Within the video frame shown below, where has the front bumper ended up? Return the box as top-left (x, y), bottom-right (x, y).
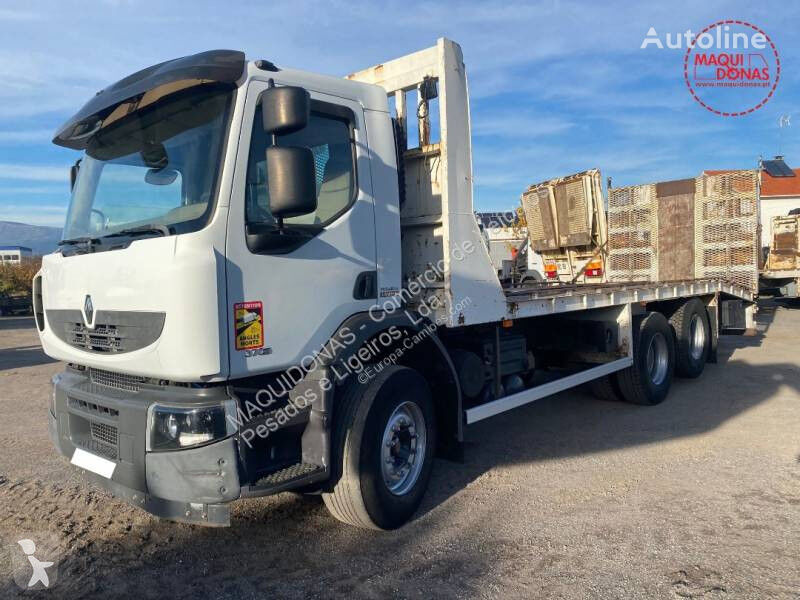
top-left (49, 367), bottom-right (241, 526)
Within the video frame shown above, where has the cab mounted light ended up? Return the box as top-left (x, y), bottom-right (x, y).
top-left (67, 118), bottom-right (103, 142)
top-left (255, 59), bottom-right (279, 72)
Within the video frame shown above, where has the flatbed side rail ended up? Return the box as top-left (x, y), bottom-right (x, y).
top-left (504, 279), bottom-right (753, 321)
top-left (761, 269), bottom-right (800, 279)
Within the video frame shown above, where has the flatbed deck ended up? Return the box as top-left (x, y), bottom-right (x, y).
top-left (503, 279), bottom-right (753, 319)
top-left (761, 269), bottom-right (800, 280)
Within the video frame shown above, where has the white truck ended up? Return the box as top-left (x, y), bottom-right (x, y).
top-left (761, 211), bottom-right (800, 298)
top-left (476, 211), bottom-right (543, 285)
top-left (37, 39), bottom-right (755, 530)
top-left (521, 169), bottom-right (608, 284)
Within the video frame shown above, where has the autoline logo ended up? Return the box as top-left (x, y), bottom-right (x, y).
top-left (643, 20), bottom-right (779, 117)
top-left (4, 534), bottom-right (62, 590)
top-left (641, 26), bottom-right (767, 50)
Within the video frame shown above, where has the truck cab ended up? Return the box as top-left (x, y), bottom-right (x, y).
top-left (39, 48), bottom-right (415, 526)
top-left (43, 50), bottom-right (401, 382)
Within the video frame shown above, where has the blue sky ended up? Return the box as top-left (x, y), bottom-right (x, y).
top-left (0, 0), bottom-right (798, 227)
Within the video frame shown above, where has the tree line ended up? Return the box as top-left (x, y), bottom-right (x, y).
top-left (0, 258), bottom-right (41, 296)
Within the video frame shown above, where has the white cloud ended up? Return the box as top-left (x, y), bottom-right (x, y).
top-left (0, 129), bottom-right (54, 143)
top-left (472, 113), bottom-right (574, 138)
top-left (473, 173), bottom-right (526, 188)
top-left (0, 185), bottom-right (66, 195)
top-left (0, 8), bottom-right (39, 21)
top-left (0, 203), bottom-right (66, 226)
top-left (0, 163), bottom-right (69, 182)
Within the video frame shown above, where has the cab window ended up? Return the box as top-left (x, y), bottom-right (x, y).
top-left (246, 104), bottom-right (356, 226)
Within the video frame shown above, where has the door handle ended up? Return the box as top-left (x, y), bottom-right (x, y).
top-left (353, 271), bottom-right (377, 300)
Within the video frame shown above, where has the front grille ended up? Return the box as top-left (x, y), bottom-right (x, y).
top-left (48, 309), bottom-right (166, 355)
top-left (89, 368), bottom-right (145, 392)
top-left (68, 396), bottom-right (120, 418)
top-left (90, 421), bottom-right (118, 447)
top-left (68, 323), bottom-right (123, 353)
top-left (67, 407), bottom-right (121, 462)
top-left (77, 437), bottom-right (118, 461)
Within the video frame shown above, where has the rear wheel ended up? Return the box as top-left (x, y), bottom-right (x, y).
top-left (615, 312), bottom-right (675, 406)
top-left (323, 366), bottom-right (436, 530)
top-left (669, 298), bottom-right (710, 378)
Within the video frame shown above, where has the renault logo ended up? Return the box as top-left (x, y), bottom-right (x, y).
top-left (83, 295), bottom-right (94, 326)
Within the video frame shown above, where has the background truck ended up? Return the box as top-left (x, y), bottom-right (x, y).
top-left (0, 291), bottom-right (32, 316)
top-left (605, 171), bottom-right (761, 300)
top-left (37, 39), bottom-right (754, 531)
top-left (476, 211), bottom-right (544, 285)
top-left (521, 169), bottom-right (608, 284)
top-left (761, 212), bottom-right (800, 298)
top-left (520, 166), bottom-right (761, 303)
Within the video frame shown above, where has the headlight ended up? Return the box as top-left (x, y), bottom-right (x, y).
top-left (147, 400), bottom-right (237, 451)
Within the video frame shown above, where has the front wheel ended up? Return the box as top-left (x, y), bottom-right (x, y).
top-left (323, 366), bottom-right (436, 530)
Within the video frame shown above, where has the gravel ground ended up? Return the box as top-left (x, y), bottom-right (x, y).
top-left (0, 300), bottom-right (799, 599)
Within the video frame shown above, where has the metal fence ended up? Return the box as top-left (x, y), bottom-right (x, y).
top-left (606, 183), bottom-right (658, 283)
top-left (606, 171), bottom-right (759, 293)
top-left (694, 171), bottom-right (759, 293)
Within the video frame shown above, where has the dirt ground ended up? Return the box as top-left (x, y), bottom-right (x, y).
top-left (0, 300), bottom-right (798, 599)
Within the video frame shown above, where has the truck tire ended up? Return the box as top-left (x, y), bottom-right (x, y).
top-left (589, 375), bottom-right (623, 402)
top-left (322, 366), bottom-right (436, 530)
top-left (615, 312), bottom-right (675, 406)
top-left (669, 298), bottom-right (710, 378)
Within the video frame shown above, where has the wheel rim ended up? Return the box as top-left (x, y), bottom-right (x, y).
top-left (645, 332), bottom-right (669, 386)
top-left (689, 314), bottom-right (706, 361)
top-left (381, 401), bottom-right (427, 496)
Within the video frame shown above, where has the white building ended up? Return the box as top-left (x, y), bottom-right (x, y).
top-left (0, 246), bottom-right (33, 265)
top-left (758, 167), bottom-right (800, 248)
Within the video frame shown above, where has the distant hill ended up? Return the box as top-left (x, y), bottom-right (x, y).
top-left (0, 221), bottom-right (62, 255)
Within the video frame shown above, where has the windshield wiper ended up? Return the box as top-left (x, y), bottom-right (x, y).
top-left (58, 225), bottom-right (171, 252)
top-left (101, 224), bottom-right (172, 239)
top-left (58, 236), bottom-right (100, 247)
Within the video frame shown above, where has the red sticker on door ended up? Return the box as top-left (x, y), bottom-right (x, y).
top-left (234, 301), bottom-right (264, 351)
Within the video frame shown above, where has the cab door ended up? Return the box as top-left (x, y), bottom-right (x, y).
top-left (225, 78), bottom-right (377, 377)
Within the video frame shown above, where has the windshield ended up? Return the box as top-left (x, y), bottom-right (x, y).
top-left (62, 84), bottom-right (233, 242)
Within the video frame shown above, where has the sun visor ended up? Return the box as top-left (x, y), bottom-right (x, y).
top-left (53, 49), bottom-right (246, 150)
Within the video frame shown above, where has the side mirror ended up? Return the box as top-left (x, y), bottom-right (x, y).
top-left (70, 159), bottom-right (81, 191)
top-left (267, 146), bottom-right (317, 219)
top-left (261, 86), bottom-right (310, 135)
